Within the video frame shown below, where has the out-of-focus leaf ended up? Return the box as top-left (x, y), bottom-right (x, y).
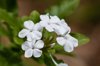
top-left (0, 8), bottom-right (20, 30)
top-left (29, 10), bottom-right (40, 23)
top-left (0, 46), bottom-right (23, 66)
top-left (0, 0), bottom-right (16, 12)
top-left (18, 10), bottom-right (40, 28)
top-left (0, 55), bottom-right (23, 66)
top-left (0, 0), bottom-right (7, 9)
top-left (13, 36), bottom-right (24, 45)
top-left (0, 8), bottom-right (21, 39)
top-left (0, 55), bottom-right (9, 66)
top-left (0, 47), bottom-right (23, 66)
top-left (46, 0), bottom-right (80, 18)
top-left (70, 33), bottom-right (90, 46)
top-left (0, 44), bottom-right (5, 51)
top-left (0, 25), bottom-right (8, 36)
top-left (20, 16), bottom-right (29, 23)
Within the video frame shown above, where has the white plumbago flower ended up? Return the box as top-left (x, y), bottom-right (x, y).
top-left (22, 40), bottom-right (44, 58)
top-left (51, 19), bottom-right (71, 35)
top-left (57, 63), bottom-right (68, 66)
top-left (18, 20), bottom-right (42, 41)
top-left (56, 34), bottom-right (78, 52)
top-left (40, 14), bottom-right (70, 35)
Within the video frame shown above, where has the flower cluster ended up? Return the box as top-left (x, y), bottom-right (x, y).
top-left (18, 14), bottom-right (78, 66)
top-left (18, 20), bottom-right (44, 58)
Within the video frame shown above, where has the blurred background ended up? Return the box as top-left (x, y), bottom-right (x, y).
top-left (0, 0), bottom-right (100, 66)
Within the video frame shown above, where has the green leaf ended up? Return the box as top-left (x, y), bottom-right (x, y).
top-left (0, 55), bottom-right (23, 66)
top-left (0, 8), bottom-right (20, 30)
top-left (29, 10), bottom-right (40, 23)
top-left (46, 0), bottom-right (80, 18)
top-left (0, 0), bottom-right (7, 9)
top-left (20, 16), bottom-right (29, 22)
top-left (0, 0), bottom-right (17, 12)
top-left (18, 10), bottom-right (40, 28)
top-left (0, 24), bottom-right (8, 36)
top-left (17, 16), bottom-right (29, 29)
top-left (0, 45), bottom-right (23, 66)
top-left (13, 36), bottom-right (24, 45)
top-left (70, 33), bottom-right (90, 46)
top-left (0, 44), bottom-right (5, 51)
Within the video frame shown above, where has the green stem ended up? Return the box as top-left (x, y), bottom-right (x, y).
top-left (49, 54), bottom-right (58, 66)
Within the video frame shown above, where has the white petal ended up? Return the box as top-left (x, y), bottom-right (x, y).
top-left (61, 19), bottom-right (68, 27)
top-left (26, 33), bottom-right (33, 41)
top-left (33, 49), bottom-right (42, 58)
top-left (32, 31), bottom-right (42, 40)
top-left (57, 63), bottom-right (68, 66)
top-left (70, 38), bottom-right (78, 47)
top-left (40, 15), bottom-right (49, 21)
top-left (45, 25), bottom-right (54, 32)
top-left (24, 20), bottom-right (34, 30)
top-left (56, 37), bottom-right (66, 46)
top-left (34, 40), bottom-right (44, 49)
top-left (40, 21), bottom-right (48, 27)
top-left (18, 29), bottom-right (29, 38)
top-left (22, 41), bottom-right (33, 50)
top-left (51, 24), bottom-right (59, 29)
top-left (59, 19), bottom-right (71, 34)
top-left (50, 16), bottom-right (61, 23)
top-left (32, 39), bottom-right (36, 46)
top-left (34, 23), bottom-right (43, 31)
top-left (66, 27), bottom-right (71, 34)
top-left (51, 24), bottom-right (67, 35)
top-left (56, 26), bottom-right (67, 35)
top-left (64, 43), bottom-right (74, 52)
top-left (22, 42), bottom-right (29, 51)
top-left (65, 34), bottom-right (78, 47)
top-left (25, 49), bottom-right (33, 58)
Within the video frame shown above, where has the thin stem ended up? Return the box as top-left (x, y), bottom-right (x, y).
top-left (49, 54), bottom-right (58, 66)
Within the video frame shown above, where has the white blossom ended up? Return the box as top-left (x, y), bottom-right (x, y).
top-left (40, 15), bottom-right (70, 35)
top-left (22, 40), bottom-right (44, 58)
top-left (18, 14), bottom-right (78, 65)
top-left (51, 19), bottom-right (71, 35)
top-left (57, 63), bottom-right (68, 66)
top-left (56, 34), bottom-right (78, 52)
top-left (18, 20), bottom-right (42, 41)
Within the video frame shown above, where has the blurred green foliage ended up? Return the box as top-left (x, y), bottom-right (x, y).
top-left (0, 44), bottom-right (23, 66)
top-left (46, 0), bottom-right (80, 18)
top-left (71, 33), bottom-right (90, 46)
top-left (0, 0), bottom-right (17, 12)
